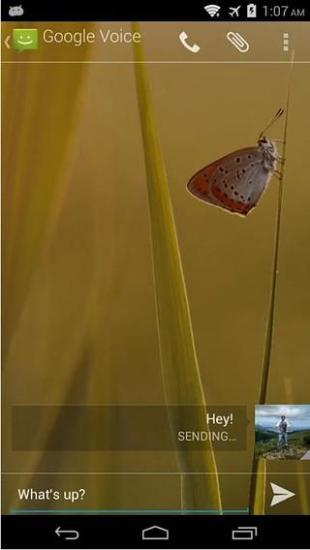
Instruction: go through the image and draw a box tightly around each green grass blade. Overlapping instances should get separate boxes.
[3,24,94,360]
[252,460,266,515]
[132,23,222,511]
[249,54,294,515]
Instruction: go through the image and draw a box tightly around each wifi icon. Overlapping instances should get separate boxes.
[204,4,221,17]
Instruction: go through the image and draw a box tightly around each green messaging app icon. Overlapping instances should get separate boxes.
[13,29,38,51]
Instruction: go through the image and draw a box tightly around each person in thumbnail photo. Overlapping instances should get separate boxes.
[276,415,290,449]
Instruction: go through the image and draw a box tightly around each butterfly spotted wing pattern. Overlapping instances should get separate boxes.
[187,146,274,216]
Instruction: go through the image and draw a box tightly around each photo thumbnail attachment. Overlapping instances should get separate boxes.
[255,405,310,460]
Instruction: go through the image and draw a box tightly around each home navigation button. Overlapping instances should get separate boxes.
[142,525,169,541]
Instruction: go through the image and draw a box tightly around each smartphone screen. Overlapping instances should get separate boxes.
[2,1,310,548]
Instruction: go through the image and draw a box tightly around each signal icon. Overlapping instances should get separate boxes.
[204,4,221,17]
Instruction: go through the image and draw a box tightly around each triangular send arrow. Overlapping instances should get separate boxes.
[270,482,295,507]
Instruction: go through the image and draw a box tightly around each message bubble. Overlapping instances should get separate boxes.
[13,29,38,52]
[13,405,247,451]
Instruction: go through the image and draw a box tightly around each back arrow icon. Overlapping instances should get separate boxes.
[55,526,79,540]
[5,35,11,49]
[270,482,295,507]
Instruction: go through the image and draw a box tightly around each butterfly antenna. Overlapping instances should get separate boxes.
[259,108,284,139]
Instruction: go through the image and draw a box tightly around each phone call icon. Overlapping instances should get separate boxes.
[179,31,201,53]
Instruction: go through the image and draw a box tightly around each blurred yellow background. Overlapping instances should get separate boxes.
[2,22,310,514]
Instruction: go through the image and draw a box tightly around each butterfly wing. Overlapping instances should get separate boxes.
[187,146,273,216]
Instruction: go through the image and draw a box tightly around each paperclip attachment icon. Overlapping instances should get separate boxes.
[226,31,250,52]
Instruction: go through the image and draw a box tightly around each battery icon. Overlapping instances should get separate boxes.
[247,3,257,18]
